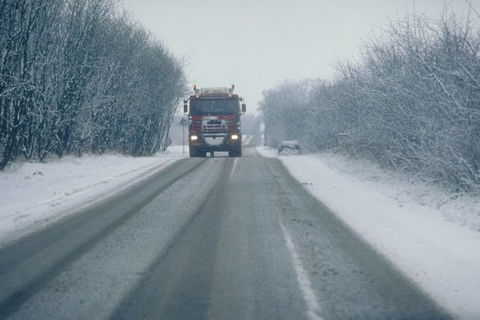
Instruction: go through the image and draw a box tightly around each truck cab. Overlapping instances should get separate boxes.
[184,85,246,157]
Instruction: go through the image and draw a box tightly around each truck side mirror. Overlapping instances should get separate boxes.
[183,99,188,113]
[241,103,246,113]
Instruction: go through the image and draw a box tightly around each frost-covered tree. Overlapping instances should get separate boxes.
[0,0,186,169]
[261,13,480,193]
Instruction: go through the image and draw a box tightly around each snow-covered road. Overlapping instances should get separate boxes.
[0,148,449,319]
[0,145,479,318]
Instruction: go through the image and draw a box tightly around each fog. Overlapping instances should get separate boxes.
[121,0,477,110]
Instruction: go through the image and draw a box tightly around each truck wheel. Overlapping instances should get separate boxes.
[229,147,242,157]
[189,147,200,157]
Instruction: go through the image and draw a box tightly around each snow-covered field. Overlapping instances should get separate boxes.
[258,147,480,319]
[0,146,187,245]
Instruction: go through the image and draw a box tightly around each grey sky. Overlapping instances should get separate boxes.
[120,0,478,110]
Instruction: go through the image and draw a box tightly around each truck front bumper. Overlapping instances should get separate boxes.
[189,132,241,152]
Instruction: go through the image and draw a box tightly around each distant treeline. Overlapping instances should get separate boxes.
[262,14,480,193]
[0,0,186,170]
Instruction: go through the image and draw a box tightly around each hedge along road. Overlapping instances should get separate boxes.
[0,148,451,320]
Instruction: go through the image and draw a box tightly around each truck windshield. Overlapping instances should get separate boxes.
[190,98,239,115]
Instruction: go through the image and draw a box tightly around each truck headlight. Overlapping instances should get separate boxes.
[231,134,239,140]
[190,135,198,141]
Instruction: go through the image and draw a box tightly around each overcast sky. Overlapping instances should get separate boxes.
[120,0,478,110]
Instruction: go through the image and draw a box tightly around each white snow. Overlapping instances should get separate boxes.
[257,147,480,320]
[0,146,186,245]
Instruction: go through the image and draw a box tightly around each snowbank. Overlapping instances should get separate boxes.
[257,147,480,319]
[0,146,186,245]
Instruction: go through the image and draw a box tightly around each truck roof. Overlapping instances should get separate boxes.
[199,87,230,95]
[190,86,239,99]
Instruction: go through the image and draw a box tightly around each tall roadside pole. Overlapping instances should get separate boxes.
[180,116,188,154]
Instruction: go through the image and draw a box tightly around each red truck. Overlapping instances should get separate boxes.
[183,85,246,157]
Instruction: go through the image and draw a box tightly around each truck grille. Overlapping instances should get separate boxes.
[201,118,228,132]
[202,123,227,132]
[190,116,236,133]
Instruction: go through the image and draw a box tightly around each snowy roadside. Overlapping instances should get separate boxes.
[257,147,480,319]
[0,146,187,245]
